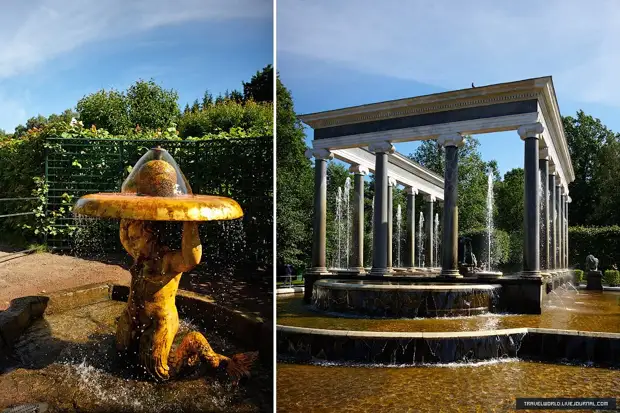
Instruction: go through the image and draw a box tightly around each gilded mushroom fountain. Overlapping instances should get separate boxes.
[73,146,258,382]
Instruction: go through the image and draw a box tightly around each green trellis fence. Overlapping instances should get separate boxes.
[44,136,273,269]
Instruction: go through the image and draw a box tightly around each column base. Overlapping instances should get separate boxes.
[342,267,366,276]
[369,267,390,276]
[440,269,462,278]
[521,270,542,279]
[303,267,332,303]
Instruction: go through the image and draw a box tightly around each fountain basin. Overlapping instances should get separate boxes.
[312,279,500,318]
[476,271,503,279]
[0,283,272,412]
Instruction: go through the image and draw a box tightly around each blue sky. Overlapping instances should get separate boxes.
[0,0,273,132]
[277,0,620,176]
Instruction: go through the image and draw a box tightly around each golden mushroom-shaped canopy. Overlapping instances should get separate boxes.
[73,147,243,221]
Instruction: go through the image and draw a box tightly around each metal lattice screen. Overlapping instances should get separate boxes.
[45,137,273,268]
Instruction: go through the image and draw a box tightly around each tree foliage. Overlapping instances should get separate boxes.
[563,110,617,226]
[494,167,524,233]
[276,75,313,268]
[409,136,498,232]
[243,64,273,103]
[77,89,130,134]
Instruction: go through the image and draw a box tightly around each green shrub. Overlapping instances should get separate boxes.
[569,226,620,270]
[461,228,511,267]
[178,100,272,139]
[603,270,620,286]
[0,121,272,270]
[573,269,584,284]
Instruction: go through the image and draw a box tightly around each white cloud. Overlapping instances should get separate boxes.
[277,0,620,106]
[0,0,271,79]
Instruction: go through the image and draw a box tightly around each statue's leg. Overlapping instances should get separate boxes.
[139,310,179,381]
[116,305,135,352]
[170,331,259,383]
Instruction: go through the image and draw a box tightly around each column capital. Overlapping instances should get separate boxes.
[437,133,465,148]
[349,164,369,175]
[555,175,563,186]
[423,194,436,202]
[368,141,395,154]
[388,176,397,187]
[518,122,544,140]
[539,148,550,160]
[405,186,418,195]
[305,148,333,161]
[567,196,572,203]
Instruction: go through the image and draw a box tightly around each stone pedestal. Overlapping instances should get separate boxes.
[586,270,603,291]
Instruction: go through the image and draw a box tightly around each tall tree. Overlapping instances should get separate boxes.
[243,65,273,103]
[76,89,130,134]
[563,110,615,225]
[409,136,497,232]
[494,168,524,233]
[126,79,180,130]
[202,90,214,109]
[276,75,313,268]
[591,135,620,224]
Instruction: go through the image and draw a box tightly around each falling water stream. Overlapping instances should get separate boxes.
[434,212,440,267]
[418,212,425,267]
[336,188,342,268]
[486,171,494,271]
[344,177,351,268]
[396,205,402,267]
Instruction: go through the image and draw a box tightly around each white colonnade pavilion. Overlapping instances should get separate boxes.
[301,77,575,299]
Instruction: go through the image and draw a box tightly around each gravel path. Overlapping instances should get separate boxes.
[0,251,130,310]
[0,251,272,320]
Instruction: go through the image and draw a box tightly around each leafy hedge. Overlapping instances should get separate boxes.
[0,121,272,273]
[568,226,620,271]
[603,270,620,286]
[573,269,584,284]
[461,228,511,267]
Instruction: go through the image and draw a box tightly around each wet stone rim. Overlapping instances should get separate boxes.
[0,282,272,366]
[276,324,620,366]
[314,279,501,291]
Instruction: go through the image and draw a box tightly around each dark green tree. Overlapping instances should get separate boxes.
[563,110,616,226]
[409,136,497,232]
[243,65,273,103]
[229,90,244,104]
[276,76,313,268]
[126,79,180,130]
[76,89,130,134]
[494,168,524,233]
[202,90,213,109]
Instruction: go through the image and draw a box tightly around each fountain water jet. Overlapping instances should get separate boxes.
[335,187,343,268]
[434,212,440,268]
[396,204,402,268]
[478,171,503,279]
[418,211,425,267]
[344,177,351,268]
